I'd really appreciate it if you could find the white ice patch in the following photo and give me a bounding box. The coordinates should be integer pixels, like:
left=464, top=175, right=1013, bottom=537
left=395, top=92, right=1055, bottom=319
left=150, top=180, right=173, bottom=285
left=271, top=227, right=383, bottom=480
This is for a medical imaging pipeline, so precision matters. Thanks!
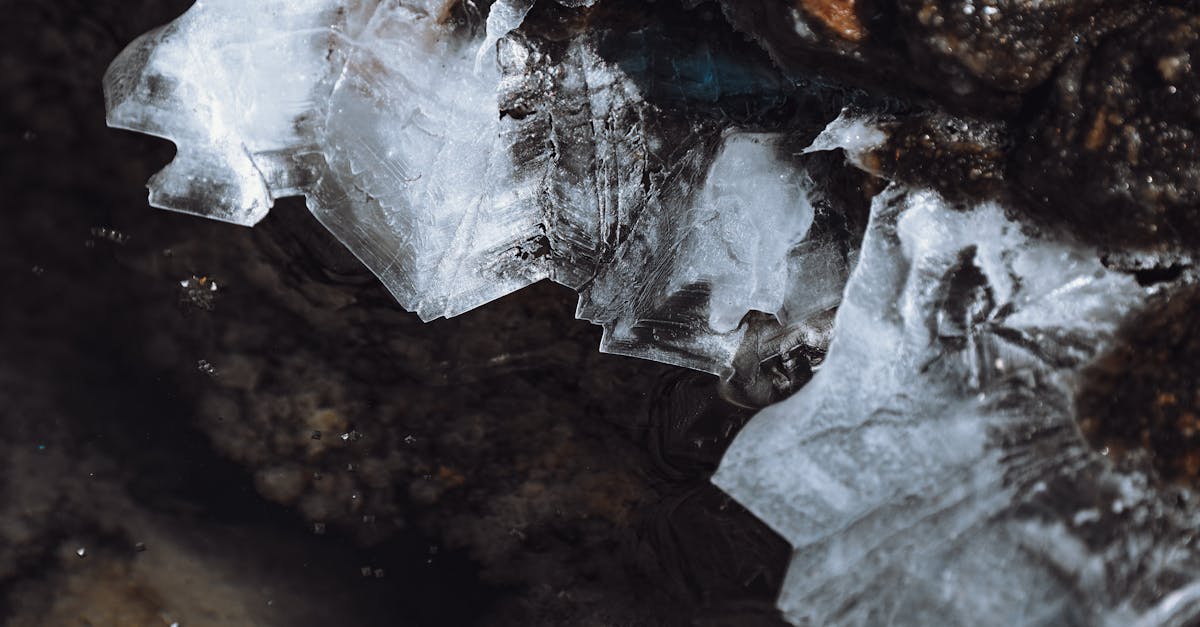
left=803, top=107, right=889, bottom=172
left=713, top=186, right=1173, bottom=626
left=676, top=134, right=815, bottom=333
left=104, top=0, right=341, bottom=224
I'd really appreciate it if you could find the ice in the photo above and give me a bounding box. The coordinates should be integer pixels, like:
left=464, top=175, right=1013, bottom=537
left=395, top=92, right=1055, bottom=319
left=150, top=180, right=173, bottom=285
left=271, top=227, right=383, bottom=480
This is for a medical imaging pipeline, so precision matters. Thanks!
left=690, top=134, right=816, bottom=334
left=104, top=0, right=341, bottom=224
left=105, top=4, right=1200, bottom=624
left=714, top=185, right=1200, bottom=625
left=475, top=0, right=535, bottom=72
left=578, top=129, right=847, bottom=374
left=312, top=0, right=541, bottom=319
left=104, top=0, right=855, bottom=380
left=802, top=107, right=889, bottom=172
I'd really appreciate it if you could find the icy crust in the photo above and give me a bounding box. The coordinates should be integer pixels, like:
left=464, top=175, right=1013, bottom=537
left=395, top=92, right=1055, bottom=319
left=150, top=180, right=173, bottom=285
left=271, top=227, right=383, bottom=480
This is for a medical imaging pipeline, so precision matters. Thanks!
left=714, top=186, right=1200, bottom=625
left=102, top=4, right=1200, bottom=624
left=104, top=0, right=854, bottom=376
left=103, top=0, right=342, bottom=224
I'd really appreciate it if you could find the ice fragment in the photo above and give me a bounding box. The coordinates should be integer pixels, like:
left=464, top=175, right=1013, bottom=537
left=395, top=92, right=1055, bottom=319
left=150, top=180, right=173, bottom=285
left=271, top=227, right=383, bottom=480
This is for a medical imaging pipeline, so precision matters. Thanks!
left=714, top=185, right=1200, bottom=625
left=102, top=4, right=1200, bottom=625
left=104, top=0, right=853, bottom=381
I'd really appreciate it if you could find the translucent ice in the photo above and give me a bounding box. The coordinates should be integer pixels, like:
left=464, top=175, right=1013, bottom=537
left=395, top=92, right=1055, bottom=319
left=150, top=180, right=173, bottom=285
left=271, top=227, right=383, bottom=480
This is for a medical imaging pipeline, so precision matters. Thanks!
left=714, top=185, right=1200, bottom=625
left=802, top=107, right=888, bottom=173
left=104, top=0, right=854, bottom=379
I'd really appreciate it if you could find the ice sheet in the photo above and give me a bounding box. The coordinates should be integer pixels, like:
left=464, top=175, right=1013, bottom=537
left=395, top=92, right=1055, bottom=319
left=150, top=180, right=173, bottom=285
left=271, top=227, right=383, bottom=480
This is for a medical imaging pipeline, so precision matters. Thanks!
left=715, top=185, right=1200, bottom=626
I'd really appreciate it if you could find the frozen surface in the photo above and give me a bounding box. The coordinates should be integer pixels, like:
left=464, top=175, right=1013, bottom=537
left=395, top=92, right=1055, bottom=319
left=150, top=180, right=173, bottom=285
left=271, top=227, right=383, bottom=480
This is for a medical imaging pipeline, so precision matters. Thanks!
left=104, top=3, right=1200, bottom=625
left=104, top=0, right=852, bottom=377
left=714, top=185, right=1200, bottom=625
left=802, top=107, right=888, bottom=172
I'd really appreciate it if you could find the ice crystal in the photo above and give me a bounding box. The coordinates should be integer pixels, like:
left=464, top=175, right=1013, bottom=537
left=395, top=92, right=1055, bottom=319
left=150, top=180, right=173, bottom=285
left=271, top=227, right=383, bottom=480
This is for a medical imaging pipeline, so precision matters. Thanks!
left=104, top=0, right=850, bottom=378
left=105, top=2, right=1200, bottom=625
left=714, top=184, right=1200, bottom=625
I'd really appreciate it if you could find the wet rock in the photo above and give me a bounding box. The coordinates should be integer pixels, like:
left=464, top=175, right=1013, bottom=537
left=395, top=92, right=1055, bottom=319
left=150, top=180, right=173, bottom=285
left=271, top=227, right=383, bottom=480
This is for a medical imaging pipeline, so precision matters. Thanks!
left=897, top=0, right=1140, bottom=95
left=1078, top=282, right=1200, bottom=486
left=880, top=110, right=1009, bottom=203
left=717, top=0, right=1141, bottom=112
left=1016, top=8, right=1200, bottom=250
left=798, top=0, right=869, bottom=43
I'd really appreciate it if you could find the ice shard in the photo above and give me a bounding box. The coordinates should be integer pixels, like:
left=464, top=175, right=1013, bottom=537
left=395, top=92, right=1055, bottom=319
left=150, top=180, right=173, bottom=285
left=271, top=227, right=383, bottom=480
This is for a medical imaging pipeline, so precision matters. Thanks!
left=714, top=184, right=1200, bottom=625
left=104, top=0, right=855, bottom=381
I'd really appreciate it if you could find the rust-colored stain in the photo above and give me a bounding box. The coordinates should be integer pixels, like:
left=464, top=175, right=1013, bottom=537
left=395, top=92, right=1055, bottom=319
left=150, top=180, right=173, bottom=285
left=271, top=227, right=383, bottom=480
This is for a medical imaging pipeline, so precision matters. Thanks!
left=436, top=465, right=467, bottom=489
left=1084, top=106, right=1109, bottom=151
left=799, top=0, right=866, bottom=42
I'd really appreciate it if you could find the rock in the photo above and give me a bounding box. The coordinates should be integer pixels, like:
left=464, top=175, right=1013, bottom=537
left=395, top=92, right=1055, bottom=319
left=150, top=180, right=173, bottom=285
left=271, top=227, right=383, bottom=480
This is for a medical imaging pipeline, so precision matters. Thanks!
left=1017, top=8, right=1200, bottom=250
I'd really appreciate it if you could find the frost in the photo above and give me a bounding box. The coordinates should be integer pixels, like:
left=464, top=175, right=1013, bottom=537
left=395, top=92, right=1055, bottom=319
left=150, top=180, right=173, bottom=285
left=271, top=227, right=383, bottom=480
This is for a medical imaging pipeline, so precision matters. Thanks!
left=802, top=107, right=888, bottom=172
left=714, top=186, right=1200, bottom=626
left=688, top=134, right=815, bottom=334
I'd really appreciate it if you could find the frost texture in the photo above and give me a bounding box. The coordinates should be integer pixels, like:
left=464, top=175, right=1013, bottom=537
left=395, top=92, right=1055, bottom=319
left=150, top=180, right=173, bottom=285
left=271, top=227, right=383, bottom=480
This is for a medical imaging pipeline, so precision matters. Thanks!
left=714, top=185, right=1200, bottom=625
left=104, top=0, right=851, bottom=376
